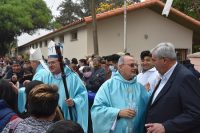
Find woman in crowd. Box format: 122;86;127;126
3;84;59;133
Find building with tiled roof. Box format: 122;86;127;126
18;0;200;61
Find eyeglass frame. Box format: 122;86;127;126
47;60;59;66
123;63;138;68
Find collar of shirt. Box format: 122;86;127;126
160;62;177;82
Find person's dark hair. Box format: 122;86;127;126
102;56;108;61
107;54;120;64
22;68;33;81
111;54;120;64
71;58;78;64
64;58;70;65
140;50;152;60
79;59;87;65
46;120;84;133
28;84;59;118
106;55;112;62
0;79;18;112
11;60;20;65
181;60;200;78
25;80;43;95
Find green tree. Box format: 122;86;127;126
56;0;83;26
96;0;138;13
0;0;52;56
56;0;109;26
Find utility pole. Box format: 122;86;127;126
123;0;127;53
91;0;99;55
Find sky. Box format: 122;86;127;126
44;0;64;17
17;0;64;46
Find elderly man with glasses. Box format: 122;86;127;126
91;55;149;133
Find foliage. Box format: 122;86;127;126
0;0;52;56
56;0;80;26
56;0;100;26
193;44;200;52
56;0;137;26
162;0;200;20
96;3;113;13
49;20;62;30
96;0;137;13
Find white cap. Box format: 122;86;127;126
48;40;63;58
29;47;43;61
29;47;50;72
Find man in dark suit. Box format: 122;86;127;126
145;42;200;133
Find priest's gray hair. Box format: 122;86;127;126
151;42;177;60
118;55;132;66
118;56;125;66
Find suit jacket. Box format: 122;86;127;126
146;63;200;133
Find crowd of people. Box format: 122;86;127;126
0;41;200;133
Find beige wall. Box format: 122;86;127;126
87;17;124;57
63;27;88;60
126;9;192;61
33;28;87;60
87;8;192;61
41;41;48;58
40;40;53;59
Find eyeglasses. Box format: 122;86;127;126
123;63;138;68
47;61;59;66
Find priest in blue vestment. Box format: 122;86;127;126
91;55;150;133
44;41;88;133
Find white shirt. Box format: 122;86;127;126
151;62;177;104
137;67;159;94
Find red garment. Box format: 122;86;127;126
10;115;19;121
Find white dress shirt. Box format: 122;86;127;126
152;62;177;104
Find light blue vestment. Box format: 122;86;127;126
91;71;150;133
18;64;50;113
18;87;26;113
42;66;88;133
32;64;50;82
